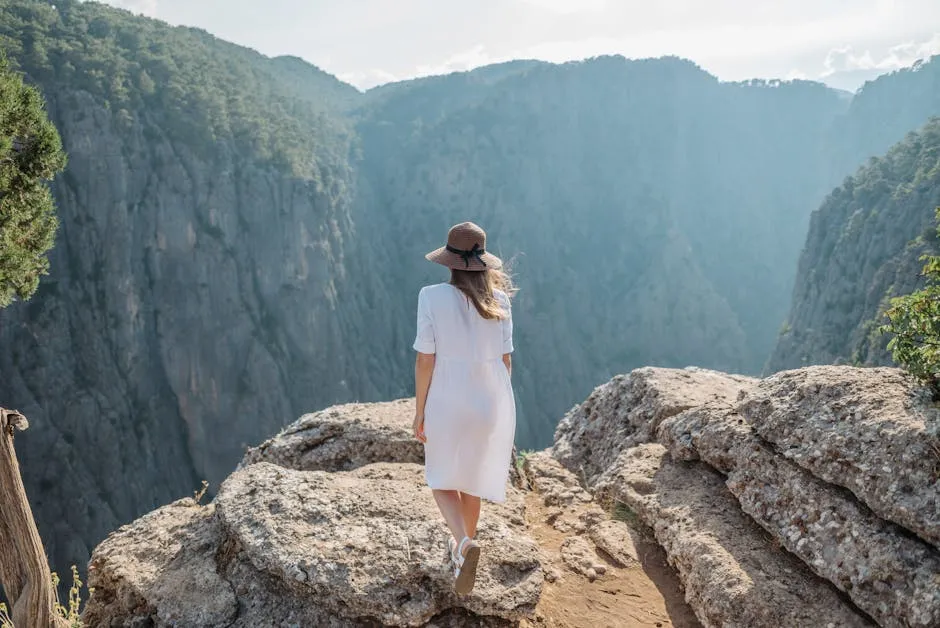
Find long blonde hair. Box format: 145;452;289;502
450;267;515;320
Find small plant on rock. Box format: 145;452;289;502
193;479;209;504
610;500;641;527
515;449;534;471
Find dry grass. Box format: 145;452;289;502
0;566;89;628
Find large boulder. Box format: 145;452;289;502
84;400;542;627
215;462;541;626
241;399;424;472
739;366;940;549
82;499;237;628
553;367;754;483
556;365;940;628
659;403;940;628
83;462;542;627
608;444;872;628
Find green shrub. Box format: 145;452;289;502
0;53;66;307
881;207;940;391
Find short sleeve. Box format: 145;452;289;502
498;292;514;354
413;288;436;354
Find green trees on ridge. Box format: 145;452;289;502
0;0;354;180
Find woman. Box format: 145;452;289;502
412;221;516;596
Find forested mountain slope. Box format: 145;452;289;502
769;118;940;372
0;0;939;576
350;58;849;435
0;0;362;575
827;58;940;180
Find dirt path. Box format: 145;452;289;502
519;454;701;628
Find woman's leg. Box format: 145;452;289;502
458;492;481;538
432;489;470;546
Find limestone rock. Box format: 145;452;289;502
242;399;424;472
558;536;608;580
609;444;871;628
522;451;640;571
522;450;593;507
739;366;940;549
82;499;236;628
553;367;754;484
660;404;940;628
588;520;639;567
84;459;541;627
214;462;541;626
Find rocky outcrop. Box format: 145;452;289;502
83;364;939;627
83;397;704;627
553;367;754;484
659;400;940;626
555;365;940;628
85;468;543;627
610;443;871;627
83;404;543;627
739;366;940;549
242;399;424;472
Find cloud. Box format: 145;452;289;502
880;33;940;68
414;45;503;78
337;68;399;90
822;32;940;76
516;0;610;15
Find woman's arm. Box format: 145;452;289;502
502;353;511;377
414;352;435;442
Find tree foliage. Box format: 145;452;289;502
768;117;940;372
0;52;64;307
0;0;357;180
882;207;940;390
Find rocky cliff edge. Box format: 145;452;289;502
82;366;940;627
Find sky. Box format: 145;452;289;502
98;0;940;92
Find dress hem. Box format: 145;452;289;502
425;480;507;504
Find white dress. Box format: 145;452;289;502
413;283;516;502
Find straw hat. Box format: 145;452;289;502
425;222;503;271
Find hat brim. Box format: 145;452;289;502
425;247;503;271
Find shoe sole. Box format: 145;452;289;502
454;543;480;595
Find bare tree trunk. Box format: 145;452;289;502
0;408;67;628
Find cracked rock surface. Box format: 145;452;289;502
739;366;940;549
84;404;542;627
556;365;940;628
